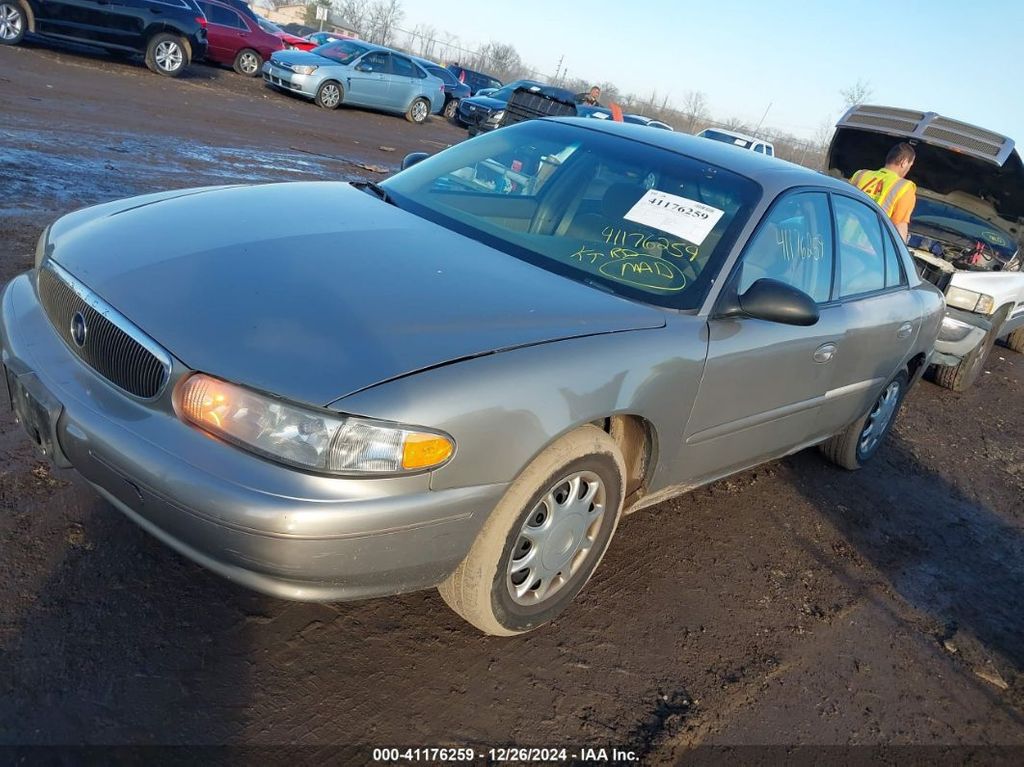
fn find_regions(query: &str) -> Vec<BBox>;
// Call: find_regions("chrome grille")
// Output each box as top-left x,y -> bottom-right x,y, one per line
37,263 -> 171,399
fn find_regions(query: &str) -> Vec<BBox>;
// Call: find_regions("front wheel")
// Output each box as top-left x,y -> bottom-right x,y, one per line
145,33 -> 188,77
439,425 -> 625,636
233,48 -> 262,77
1005,326 -> 1024,354
819,371 -> 908,470
0,2 -> 26,45
406,97 -> 430,124
932,307 -> 1008,391
315,80 -> 343,109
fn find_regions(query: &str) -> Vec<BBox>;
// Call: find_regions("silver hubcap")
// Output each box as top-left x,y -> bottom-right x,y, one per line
507,471 -> 606,606
320,84 -> 340,107
155,41 -> 183,72
0,4 -> 23,40
859,381 -> 901,455
412,100 -> 428,122
239,52 -> 258,73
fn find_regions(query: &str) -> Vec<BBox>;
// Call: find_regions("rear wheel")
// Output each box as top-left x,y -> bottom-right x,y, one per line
439,425 -> 625,635
145,33 -> 188,77
443,98 -> 458,120
0,2 -> 26,45
406,97 -> 430,124
820,371 -> 908,470
315,80 -> 343,109
233,48 -> 262,77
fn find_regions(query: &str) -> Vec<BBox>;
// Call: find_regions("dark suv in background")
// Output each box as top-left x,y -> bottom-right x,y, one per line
446,64 -> 501,96
0,0 -> 208,77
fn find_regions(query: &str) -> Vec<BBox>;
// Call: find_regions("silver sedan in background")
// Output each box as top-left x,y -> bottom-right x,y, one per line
1,120 -> 943,635
262,38 -> 445,122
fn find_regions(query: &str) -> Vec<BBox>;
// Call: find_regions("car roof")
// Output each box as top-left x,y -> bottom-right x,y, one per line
544,118 -> 842,192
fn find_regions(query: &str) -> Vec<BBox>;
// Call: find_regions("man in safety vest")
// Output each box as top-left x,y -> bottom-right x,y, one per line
850,143 -> 917,242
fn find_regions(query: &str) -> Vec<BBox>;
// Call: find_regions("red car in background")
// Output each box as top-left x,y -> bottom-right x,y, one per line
255,15 -> 317,51
197,0 -> 283,76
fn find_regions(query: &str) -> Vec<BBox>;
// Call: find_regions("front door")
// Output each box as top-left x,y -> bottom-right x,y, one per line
346,50 -> 391,107
682,190 -> 843,483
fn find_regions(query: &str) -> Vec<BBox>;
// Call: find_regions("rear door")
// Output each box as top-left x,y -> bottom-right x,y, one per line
818,192 -> 920,430
388,54 -> 424,111
682,190 -> 845,482
346,50 -> 391,107
201,1 -> 248,63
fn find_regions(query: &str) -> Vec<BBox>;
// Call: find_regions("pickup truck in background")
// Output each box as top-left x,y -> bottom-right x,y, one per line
829,105 -> 1024,391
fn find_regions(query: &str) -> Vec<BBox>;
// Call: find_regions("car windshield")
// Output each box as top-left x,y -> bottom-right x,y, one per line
427,66 -> 459,85
382,121 -> 761,310
256,16 -> 282,34
701,130 -> 752,149
912,198 -> 1018,259
314,40 -> 368,64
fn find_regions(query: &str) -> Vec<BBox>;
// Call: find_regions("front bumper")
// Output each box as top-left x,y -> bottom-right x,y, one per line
1,272 -> 503,601
261,62 -> 318,99
932,305 -> 990,367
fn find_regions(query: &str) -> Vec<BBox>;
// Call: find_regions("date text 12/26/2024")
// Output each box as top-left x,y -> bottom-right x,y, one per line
372,746 -> 639,763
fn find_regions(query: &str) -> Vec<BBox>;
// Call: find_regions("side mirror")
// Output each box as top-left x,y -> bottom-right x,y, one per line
355,63 -> 373,72
401,152 -> 430,171
723,278 -> 820,326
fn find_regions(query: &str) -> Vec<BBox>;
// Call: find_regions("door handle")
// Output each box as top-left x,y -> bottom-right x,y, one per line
896,322 -> 914,339
813,343 -> 837,363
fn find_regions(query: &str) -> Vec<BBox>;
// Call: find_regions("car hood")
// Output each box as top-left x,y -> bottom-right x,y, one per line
270,50 -> 339,68
828,125 -> 1024,225
461,95 -> 505,111
47,183 -> 666,406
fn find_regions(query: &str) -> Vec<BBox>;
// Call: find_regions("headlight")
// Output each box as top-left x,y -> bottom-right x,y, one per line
945,286 -> 995,314
179,373 -> 454,475
292,64 -> 318,75
34,224 -> 51,269
488,110 -> 505,123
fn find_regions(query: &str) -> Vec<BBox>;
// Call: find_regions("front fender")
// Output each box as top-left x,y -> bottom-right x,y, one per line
332,318 -> 707,493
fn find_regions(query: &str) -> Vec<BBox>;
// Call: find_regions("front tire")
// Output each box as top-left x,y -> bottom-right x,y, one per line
1005,326 -> 1024,354
820,371 -> 908,470
233,48 -> 262,77
439,425 -> 625,636
145,33 -> 188,77
933,307 -> 1009,391
0,2 -> 26,45
406,97 -> 430,124
315,80 -> 343,109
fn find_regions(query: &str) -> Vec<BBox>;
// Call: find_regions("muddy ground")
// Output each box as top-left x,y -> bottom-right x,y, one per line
1,41 -> 1023,761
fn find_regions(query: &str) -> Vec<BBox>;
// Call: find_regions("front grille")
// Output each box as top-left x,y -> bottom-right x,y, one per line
501,89 -> 577,128
912,256 -> 952,292
37,264 -> 170,399
846,113 -> 919,134
921,125 -> 1002,159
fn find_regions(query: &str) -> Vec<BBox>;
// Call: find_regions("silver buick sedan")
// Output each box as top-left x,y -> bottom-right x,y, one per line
1,120 -> 943,635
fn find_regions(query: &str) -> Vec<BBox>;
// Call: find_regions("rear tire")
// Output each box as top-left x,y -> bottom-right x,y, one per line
1005,326 -> 1024,353
315,80 -> 343,109
443,99 -> 458,120
233,48 -> 262,77
406,97 -> 430,124
145,33 -> 188,77
0,2 -> 26,45
439,425 -> 625,636
820,371 -> 908,470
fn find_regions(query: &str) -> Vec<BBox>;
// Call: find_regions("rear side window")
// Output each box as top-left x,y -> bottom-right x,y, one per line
736,191 -> 834,303
392,56 -> 422,78
206,3 -> 245,28
882,228 -> 907,288
834,195 -> 886,297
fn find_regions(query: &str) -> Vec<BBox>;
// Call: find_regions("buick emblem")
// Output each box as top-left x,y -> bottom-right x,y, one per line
70,311 -> 88,347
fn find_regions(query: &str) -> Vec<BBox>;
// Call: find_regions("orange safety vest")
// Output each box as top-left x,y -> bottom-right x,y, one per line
850,168 -> 915,218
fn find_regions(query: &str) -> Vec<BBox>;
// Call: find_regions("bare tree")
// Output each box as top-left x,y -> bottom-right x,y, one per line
840,79 -> 873,109
721,115 -> 752,132
335,0 -> 371,35
476,41 -> 523,81
679,90 -> 709,133
365,0 -> 403,46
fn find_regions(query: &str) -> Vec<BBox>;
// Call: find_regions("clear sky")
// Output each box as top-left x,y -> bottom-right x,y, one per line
397,0 -> 1023,141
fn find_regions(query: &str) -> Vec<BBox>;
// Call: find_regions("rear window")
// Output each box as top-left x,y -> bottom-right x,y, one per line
382,121 -> 761,310
701,130 -> 752,149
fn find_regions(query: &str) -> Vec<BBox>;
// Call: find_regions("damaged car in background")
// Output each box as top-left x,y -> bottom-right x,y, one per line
3,119 -> 942,636
830,105 -> 1024,391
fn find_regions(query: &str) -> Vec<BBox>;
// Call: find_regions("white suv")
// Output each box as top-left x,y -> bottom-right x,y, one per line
696,127 -> 775,156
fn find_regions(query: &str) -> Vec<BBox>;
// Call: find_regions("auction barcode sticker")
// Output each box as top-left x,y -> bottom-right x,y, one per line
624,190 -> 724,245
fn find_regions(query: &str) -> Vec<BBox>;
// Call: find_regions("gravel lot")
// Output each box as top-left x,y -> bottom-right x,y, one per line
1,40 -> 1023,760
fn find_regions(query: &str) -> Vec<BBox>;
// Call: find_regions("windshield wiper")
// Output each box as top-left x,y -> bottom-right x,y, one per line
353,180 -> 396,206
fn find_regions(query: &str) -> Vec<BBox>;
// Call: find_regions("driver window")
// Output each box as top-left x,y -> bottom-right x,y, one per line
359,52 -> 390,72
736,191 -> 834,303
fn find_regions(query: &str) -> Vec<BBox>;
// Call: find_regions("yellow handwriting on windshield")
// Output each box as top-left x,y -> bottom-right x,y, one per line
601,227 -> 697,260
598,256 -> 687,292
